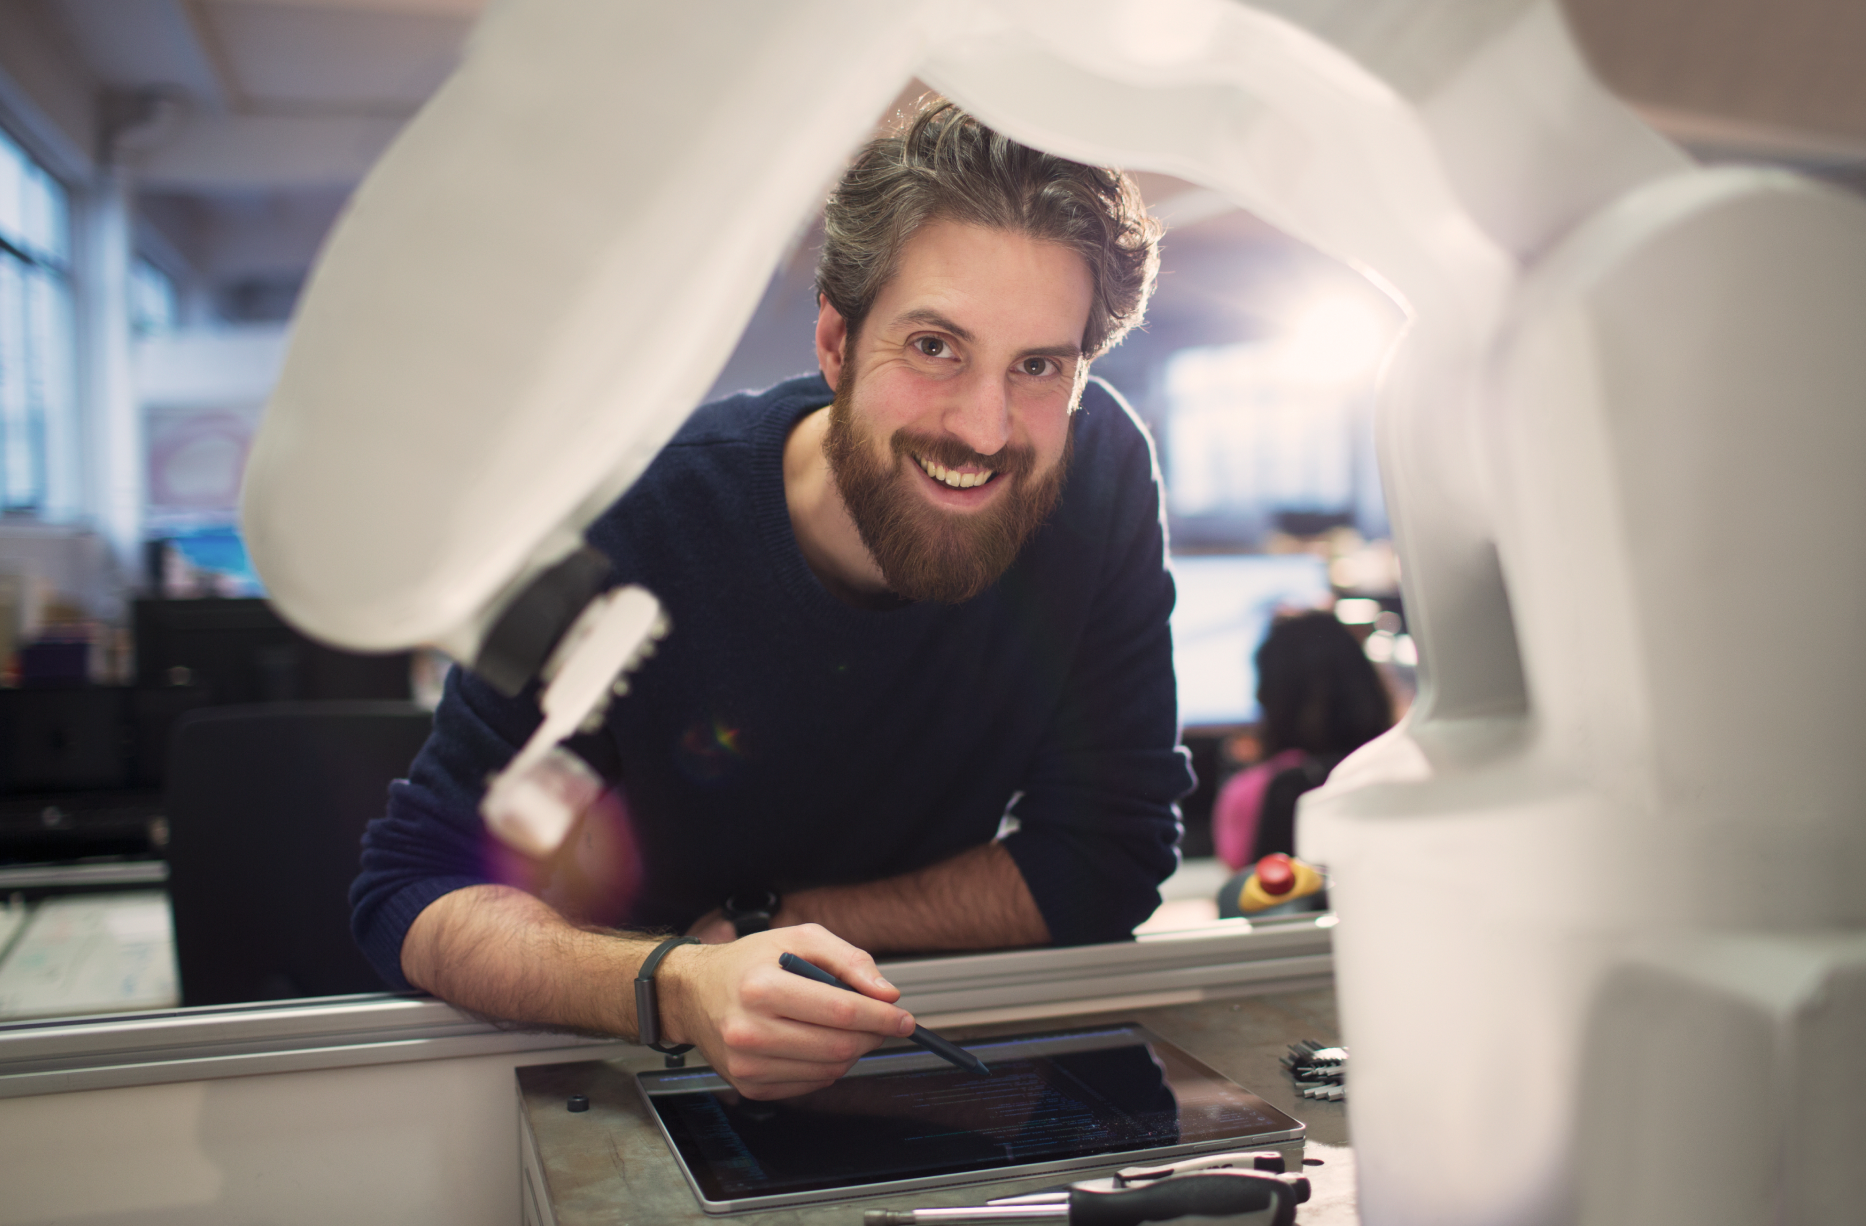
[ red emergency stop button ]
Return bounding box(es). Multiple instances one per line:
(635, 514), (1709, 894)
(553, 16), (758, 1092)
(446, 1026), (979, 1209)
(1256, 853), (1296, 896)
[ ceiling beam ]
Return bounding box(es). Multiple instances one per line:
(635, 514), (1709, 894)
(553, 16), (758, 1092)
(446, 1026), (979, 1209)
(48, 0), (230, 110)
(178, 0), (244, 112)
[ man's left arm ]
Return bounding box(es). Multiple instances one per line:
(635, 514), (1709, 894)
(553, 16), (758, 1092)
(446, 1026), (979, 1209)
(689, 841), (1049, 953)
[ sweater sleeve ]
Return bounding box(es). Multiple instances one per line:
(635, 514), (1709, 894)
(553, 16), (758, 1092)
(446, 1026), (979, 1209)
(999, 395), (1192, 944)
(348, 666), (544, 990)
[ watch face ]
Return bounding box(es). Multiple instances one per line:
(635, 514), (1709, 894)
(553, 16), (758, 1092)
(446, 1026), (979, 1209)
(724, 889), (778, 918)
(724, 889), (778, 936)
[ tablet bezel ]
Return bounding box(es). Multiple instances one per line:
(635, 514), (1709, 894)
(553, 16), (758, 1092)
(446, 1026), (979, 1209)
(635, 1021), (1306, 1214)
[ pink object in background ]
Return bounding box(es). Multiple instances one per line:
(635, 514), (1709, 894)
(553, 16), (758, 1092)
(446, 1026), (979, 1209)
(1212, 748), (1305, 871)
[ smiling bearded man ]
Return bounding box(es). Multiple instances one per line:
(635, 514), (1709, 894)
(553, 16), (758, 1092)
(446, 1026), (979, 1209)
(821, 332), (1073, 605)
(354, 96), (1191, 1104)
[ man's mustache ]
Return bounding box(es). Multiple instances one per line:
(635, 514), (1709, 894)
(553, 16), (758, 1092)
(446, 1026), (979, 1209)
(889, 429), (1037, 478)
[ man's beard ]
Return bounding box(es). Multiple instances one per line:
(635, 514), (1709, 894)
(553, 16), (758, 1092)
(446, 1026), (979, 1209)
(821, 374), (1073, 605)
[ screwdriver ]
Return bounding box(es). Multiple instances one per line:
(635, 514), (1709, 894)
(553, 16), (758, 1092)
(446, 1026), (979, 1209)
(864, 1170), (1308, 1226)
(778, 953), (990, 1076)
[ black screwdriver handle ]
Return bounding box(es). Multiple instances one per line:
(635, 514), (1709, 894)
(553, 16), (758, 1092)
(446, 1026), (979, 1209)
(1068, 1171), (1305, 1226)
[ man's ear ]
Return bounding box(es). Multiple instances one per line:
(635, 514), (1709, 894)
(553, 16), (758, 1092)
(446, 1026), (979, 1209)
(815, 295), (850, 393)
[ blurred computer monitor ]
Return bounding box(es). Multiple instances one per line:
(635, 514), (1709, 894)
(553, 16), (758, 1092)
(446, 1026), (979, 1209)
(1171, 553), (1333, 729)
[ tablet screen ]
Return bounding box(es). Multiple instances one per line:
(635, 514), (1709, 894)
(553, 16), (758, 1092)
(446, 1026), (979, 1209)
(639, 1023), (1303, 1210)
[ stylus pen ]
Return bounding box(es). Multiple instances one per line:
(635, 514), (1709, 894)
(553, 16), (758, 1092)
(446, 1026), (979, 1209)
(778, 953), (991, 1076)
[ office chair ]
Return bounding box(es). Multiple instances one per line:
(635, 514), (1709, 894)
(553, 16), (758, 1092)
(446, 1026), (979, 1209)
(164, 701), (433, 1005)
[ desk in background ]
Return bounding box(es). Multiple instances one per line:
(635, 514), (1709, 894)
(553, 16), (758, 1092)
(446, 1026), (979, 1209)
(0, 887), (179, 1020)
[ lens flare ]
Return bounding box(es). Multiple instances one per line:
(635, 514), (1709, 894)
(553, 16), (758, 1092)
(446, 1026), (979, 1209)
(483, 784), (646, 928)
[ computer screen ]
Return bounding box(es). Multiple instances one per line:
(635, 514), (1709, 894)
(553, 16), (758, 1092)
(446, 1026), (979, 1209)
(1170, 553), (1333, 728)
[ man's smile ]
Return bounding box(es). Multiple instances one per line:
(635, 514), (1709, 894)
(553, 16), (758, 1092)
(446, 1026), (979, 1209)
(911, 452), (1000, 491)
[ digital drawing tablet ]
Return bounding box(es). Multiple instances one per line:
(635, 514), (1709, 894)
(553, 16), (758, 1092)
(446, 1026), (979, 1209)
(636, 1021), (1306, 1214)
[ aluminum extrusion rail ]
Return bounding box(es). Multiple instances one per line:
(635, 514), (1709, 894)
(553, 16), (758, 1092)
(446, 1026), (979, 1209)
(0, 918), (1332, 1099)
(0, 994), (628, 1099)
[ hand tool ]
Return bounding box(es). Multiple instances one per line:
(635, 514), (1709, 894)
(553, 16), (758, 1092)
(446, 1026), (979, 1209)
(863, 1169), (1309, 1226)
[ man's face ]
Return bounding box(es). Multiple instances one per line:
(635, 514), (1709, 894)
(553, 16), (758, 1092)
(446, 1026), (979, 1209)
(820, 220), (1093, 603)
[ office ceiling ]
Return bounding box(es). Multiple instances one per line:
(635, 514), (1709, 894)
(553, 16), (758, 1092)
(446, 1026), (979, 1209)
(1568, 0), (1866, 160)
(23, 0), (1866, 292)
(51, 0), (477, 118)
(41, 0), (1866, 168)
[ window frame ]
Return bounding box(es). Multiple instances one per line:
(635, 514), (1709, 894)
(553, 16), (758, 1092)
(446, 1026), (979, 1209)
(0, 118), (78, 518)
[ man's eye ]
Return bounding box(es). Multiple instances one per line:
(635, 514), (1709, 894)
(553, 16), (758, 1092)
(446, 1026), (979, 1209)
(1021, 357), (1055, 377)
(915, 337), (948, 358)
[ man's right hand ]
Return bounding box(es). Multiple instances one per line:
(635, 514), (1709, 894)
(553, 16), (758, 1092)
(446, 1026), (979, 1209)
(656, 923), (915, 1100)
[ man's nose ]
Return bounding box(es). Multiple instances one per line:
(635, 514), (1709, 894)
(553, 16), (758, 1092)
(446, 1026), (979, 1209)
(942, 369), (1013, 458)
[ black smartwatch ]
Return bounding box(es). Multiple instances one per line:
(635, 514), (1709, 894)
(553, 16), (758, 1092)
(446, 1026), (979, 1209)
(635, 935), (700, 1067)
(722, 888), (780, 938)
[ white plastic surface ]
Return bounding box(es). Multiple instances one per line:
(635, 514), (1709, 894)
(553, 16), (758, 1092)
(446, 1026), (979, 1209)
(1302, 166), (1866, 1226)
(1573, 934), (1866, 1226)
(242, 1), (1866, 1222)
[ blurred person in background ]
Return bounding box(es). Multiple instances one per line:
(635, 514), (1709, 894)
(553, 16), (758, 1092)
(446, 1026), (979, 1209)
(1213, 609), (1393, 870)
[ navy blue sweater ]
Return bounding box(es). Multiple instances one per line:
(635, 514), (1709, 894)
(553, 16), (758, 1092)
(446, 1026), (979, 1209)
(352, 374), (1191, 989)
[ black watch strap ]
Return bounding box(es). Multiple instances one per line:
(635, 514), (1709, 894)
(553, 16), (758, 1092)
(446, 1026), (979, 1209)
(635, 936), (701, 1061)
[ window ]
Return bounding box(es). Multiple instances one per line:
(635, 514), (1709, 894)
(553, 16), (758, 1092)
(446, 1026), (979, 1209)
(131, 258), (179, 337)
(0, 126), (75, 515)
(1161, 293), (1396, 542)
(1165, 341), (1358, 520)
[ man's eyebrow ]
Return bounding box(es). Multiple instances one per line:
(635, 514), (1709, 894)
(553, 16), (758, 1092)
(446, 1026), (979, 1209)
(892, 309), (1083, 361)
(893, 308), (975, 343)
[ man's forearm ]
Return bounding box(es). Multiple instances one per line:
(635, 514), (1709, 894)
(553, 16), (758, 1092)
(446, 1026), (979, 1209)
(401, 883), (660, 1036)
(776, 841), (1050, 954)
(402, 883), (918, 1099)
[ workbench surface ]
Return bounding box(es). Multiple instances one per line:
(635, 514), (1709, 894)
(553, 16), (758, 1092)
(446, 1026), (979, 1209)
(517, 988), (1353, 1225)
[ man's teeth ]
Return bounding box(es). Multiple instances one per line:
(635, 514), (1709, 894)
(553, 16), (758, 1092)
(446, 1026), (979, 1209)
(916, 455), (995, 489)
